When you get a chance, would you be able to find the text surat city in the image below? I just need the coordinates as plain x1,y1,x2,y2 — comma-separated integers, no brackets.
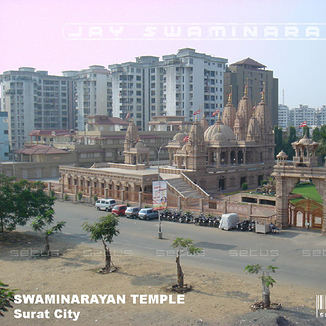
13,294,185,321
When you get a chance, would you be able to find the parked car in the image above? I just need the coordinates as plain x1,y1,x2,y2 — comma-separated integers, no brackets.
95,199,116,211
138,208,159,220
112,205,127,216
125,207,140,219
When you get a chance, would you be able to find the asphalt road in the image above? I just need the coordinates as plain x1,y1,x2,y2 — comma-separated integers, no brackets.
46,201,326,290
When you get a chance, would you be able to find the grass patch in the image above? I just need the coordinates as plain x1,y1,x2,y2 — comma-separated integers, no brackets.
290,183,322,204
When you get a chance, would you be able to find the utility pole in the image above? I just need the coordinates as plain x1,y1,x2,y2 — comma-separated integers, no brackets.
157,144,164,239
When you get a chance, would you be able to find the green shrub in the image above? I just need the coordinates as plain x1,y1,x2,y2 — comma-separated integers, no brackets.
77,192,83,201
93,195,98,202
64,194,69,201
241,183,248,190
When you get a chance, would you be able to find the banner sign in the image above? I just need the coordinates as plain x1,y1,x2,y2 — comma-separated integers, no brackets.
152,181,167,210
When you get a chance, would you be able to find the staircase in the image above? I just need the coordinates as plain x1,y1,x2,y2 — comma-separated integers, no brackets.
163,176,205,199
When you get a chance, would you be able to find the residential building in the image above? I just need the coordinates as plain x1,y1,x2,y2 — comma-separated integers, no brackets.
0,112,9,161
0,67,74,154
224,58,278,126
317,105,326,126
148,116,192,132
63,66,112,131
162,48,227,125
110,48,227,130
278,105,290,130
110,56,163,130
292,105,317,128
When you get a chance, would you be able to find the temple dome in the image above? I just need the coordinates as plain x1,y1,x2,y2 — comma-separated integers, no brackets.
298,134,313,146
276,150,288,159
204,122,236,143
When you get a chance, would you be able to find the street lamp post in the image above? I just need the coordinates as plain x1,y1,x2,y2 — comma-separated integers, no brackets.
157,144,165,239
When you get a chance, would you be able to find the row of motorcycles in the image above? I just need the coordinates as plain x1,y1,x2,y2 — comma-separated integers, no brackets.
160,209,256,231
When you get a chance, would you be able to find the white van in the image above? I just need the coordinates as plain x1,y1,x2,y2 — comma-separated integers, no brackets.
95,199,116,211
219,213,239,230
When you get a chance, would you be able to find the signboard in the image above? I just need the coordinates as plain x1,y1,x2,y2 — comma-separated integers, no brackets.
152,181,167,210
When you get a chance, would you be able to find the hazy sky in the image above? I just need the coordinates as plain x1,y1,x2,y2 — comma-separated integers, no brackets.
1,0,326,108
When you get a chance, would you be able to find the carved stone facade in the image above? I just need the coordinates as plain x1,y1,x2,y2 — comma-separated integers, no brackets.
166,86,275,196
123,120,150,165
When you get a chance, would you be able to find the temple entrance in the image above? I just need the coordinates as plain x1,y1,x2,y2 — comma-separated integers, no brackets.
288,182,323,229
273,134,326,232
289,199,323,229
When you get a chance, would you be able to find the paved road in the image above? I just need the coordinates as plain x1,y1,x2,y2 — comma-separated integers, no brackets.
48,201,326,290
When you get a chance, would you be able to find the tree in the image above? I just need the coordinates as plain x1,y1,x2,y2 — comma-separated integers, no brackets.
83,214,119,273
244,264,278,308
0,281,15,317
283,127,297,160
31,210,65,256
171,238,202,289
274,126,283,157
0,176,55,233
302,125,310,138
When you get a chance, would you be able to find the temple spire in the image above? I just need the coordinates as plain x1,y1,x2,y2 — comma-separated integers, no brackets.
260,81,265,103
244,79,248,97
227,85,232,104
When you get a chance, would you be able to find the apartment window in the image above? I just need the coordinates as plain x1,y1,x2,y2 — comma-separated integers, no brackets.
4,130,8,134
136,83,141,88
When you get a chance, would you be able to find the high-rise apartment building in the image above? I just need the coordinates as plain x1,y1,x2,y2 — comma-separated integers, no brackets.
224,58,278,126
278,104,290,130
0,67,74,152
110,48,227,129
63,65,112,131
110,56,164,130
292,105,317,128
316,105,326,126
0,112,9,161
162,48,227,125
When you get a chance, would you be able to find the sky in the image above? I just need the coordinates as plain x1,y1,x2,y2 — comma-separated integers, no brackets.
1,0,326,108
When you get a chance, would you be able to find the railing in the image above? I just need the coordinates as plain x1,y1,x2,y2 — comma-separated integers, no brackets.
181,172,210,198
165,180,186,199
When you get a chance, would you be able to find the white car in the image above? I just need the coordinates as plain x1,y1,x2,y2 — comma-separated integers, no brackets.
95,199,116,211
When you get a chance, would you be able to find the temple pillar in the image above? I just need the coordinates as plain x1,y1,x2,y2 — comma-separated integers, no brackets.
47,182,52,196
89,186,93,203
275,177,289,228
105,188,109,199
60,182,64,199
177,196,182,210
74,185,78,202
216,150,221,168
138,191,142,208
200,198,204,212
223,200,227,214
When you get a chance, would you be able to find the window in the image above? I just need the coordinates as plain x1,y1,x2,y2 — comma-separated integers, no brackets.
4,130,8,134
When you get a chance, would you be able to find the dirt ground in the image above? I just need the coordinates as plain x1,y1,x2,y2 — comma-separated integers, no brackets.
0,232,319,326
